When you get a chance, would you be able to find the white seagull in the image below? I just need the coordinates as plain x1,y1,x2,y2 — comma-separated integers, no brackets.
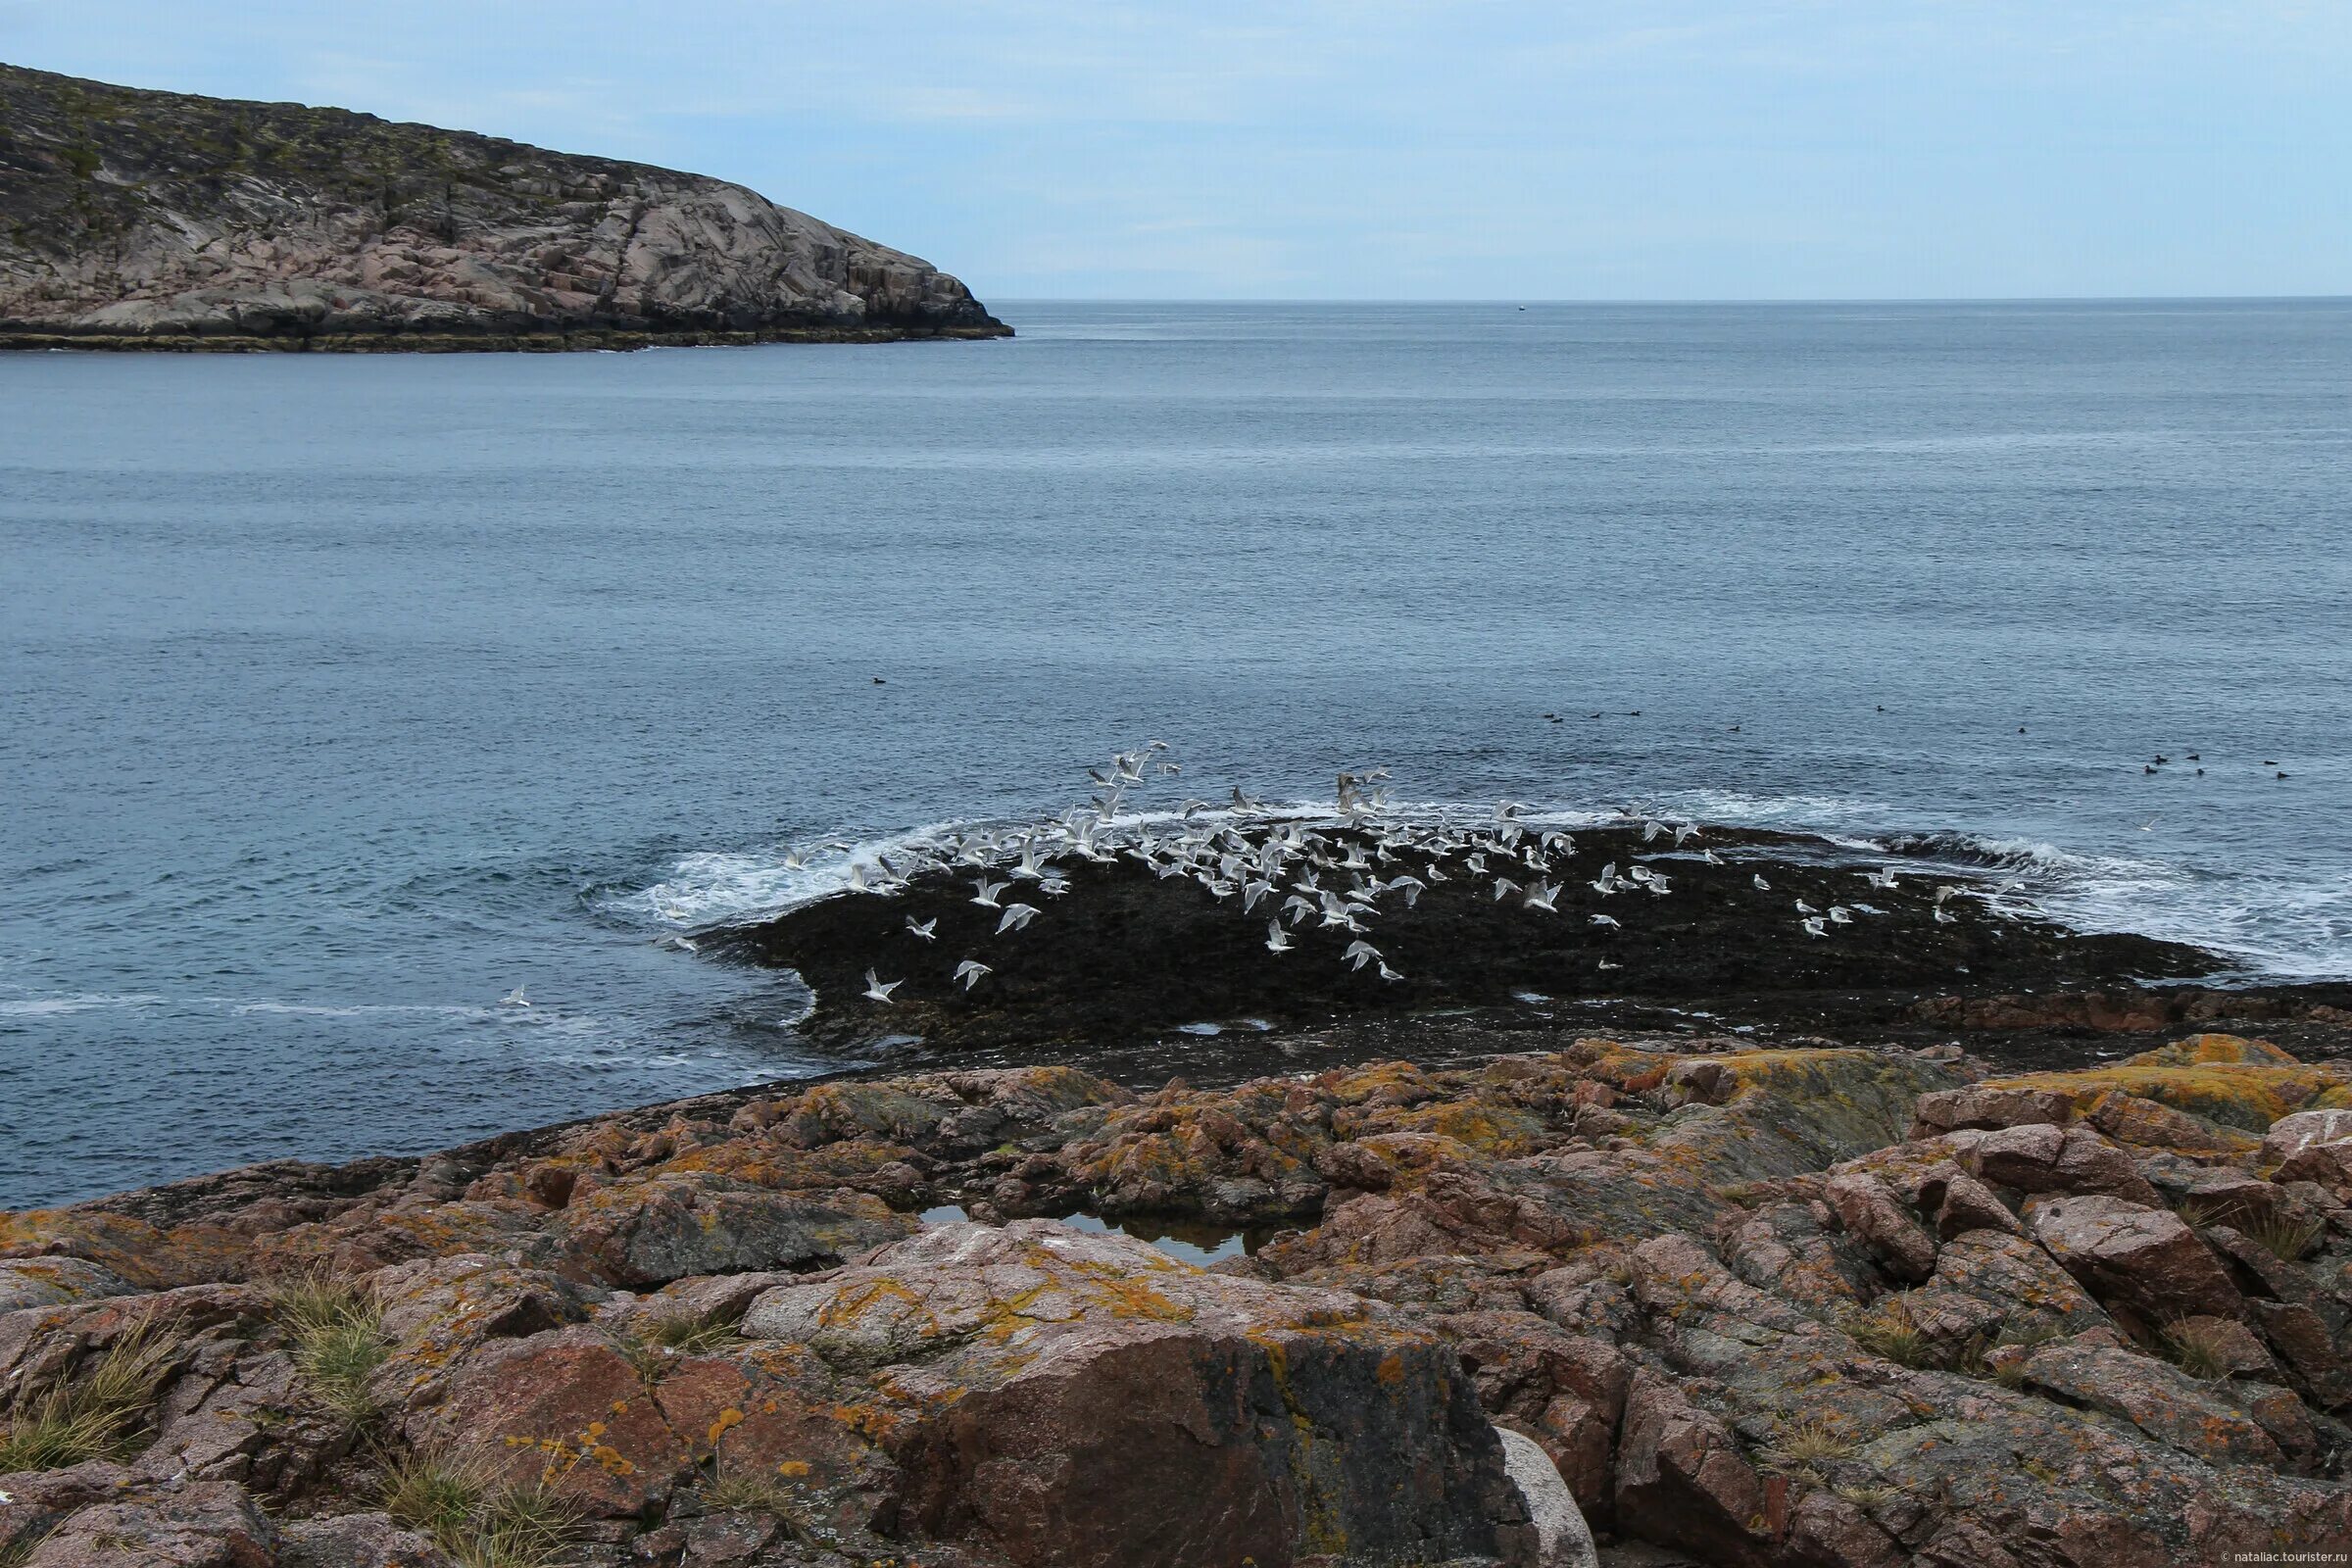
500,986,529,1008
970,878,1007,908
954,959,992,990
996,903,1041,934
1265,920,1294,953
906,917,938,942
860,969,903,1004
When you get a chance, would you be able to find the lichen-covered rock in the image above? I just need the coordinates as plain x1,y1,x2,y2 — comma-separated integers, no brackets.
743,1219,1525,1568
2025,1194,2244,1325
276,1512,455,1568
0,1259,135,1312
545,1174,916,1287
2261,1107,2352,1167
12,1479,275,1567
1821,1171,1938,1283
1960,1122,2164,1205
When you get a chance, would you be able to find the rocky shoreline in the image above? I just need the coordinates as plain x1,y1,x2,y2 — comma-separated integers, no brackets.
9,815,2352,1564
0,65,1010,352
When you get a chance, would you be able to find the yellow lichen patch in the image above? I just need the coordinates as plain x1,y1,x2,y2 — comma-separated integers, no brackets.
777,1459,811,1477
1372,1100,1544,1154
709,1407,745,1447
2126,1034,2301,1068
1978,1062,2352,1133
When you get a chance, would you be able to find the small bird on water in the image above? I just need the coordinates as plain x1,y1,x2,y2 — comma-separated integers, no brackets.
500,986,529,1007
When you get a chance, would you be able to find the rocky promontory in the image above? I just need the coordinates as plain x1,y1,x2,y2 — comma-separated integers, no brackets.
11,1021,2352,1565
12,802,2352,1564
0,64,1009,351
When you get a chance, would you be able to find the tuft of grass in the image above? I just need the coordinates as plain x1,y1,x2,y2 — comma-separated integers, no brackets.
2248,1211,2326,1262
1835,1482,1899,1510
638,1311,741,1356
0,1315,182,1472
612,1309,742,1388
1991,1357,2031,1391
1846,1298,1933,1369
382,1448,575,1568
703,1473,804,1517
2163,1317,2234,1381
1769,1411,1856,1467
272,1270,388,1423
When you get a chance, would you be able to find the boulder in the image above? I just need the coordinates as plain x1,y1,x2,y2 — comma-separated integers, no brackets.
1494,1427,1598,1568
2026,1195,2243,1325
406,1326,694,1517
1821,1171,1937,1283
1910,1085,2074,1137
1961,1123,2163,1206
1611,1370,1768,1567
2262,1107,2352,1168
742,1219,1524,1568
13,1480,275,1567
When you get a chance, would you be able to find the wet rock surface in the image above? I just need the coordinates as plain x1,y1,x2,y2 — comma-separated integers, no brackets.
11,1017,2352,1563
0,64,1008,350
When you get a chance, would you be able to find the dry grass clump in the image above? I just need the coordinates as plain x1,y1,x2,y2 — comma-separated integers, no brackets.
271,1269,389,1423
614,1310,741,1386
0,1315,182,1472
2162,1317,2235,1381
1768,1411,1857,1467
382,1448,575,1568
1846,1297,1933,1369
2247,1210,2326,1262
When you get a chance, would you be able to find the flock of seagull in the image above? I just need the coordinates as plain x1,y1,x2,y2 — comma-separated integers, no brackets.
756,745,2005,1010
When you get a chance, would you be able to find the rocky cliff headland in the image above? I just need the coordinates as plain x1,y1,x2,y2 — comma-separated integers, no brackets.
0,64,1009,352
9,822,2352,1566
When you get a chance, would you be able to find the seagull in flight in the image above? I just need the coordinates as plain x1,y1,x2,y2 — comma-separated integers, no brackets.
1523,881,1560,912
996,904,1041,934
1590,912,1620,928
1265,920,1294,953
860,969,903,1004
970,878,1007,908
1801,916,1828,938
500,986,529,1008
1343,940,1382,971
906,917,938,942
954,959,992,990
1827,906,1854,925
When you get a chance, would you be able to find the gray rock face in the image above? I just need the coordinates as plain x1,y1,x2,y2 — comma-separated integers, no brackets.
0,64,1009,350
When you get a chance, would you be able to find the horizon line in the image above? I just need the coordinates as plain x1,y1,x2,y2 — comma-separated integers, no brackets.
982,294,2352,307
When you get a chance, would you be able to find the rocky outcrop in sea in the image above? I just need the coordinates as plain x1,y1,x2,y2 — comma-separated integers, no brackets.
0,64,1009,351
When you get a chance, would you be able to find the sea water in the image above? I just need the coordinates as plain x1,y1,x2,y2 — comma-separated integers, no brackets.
3,300,2347,1205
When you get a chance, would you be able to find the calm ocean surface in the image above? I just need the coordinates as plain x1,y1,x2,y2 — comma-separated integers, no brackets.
3,300,2348,1207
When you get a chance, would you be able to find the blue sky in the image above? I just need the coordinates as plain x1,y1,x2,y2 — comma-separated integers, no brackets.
5,2,2345,300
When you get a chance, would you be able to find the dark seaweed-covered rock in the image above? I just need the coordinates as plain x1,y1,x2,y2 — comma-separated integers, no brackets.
722,823,2222,1052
